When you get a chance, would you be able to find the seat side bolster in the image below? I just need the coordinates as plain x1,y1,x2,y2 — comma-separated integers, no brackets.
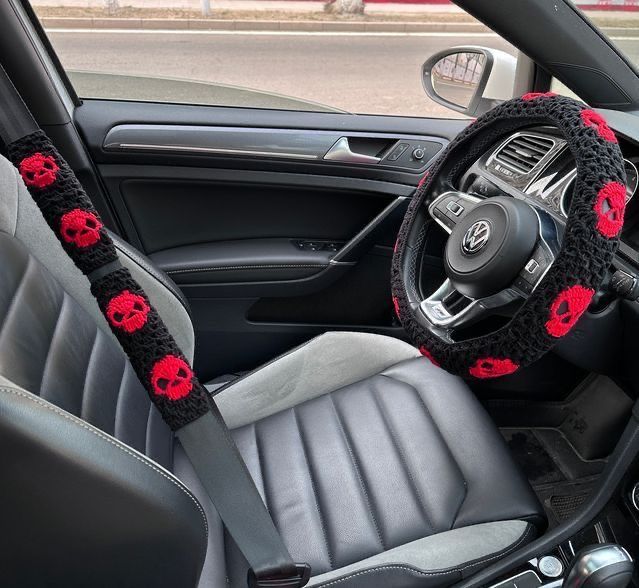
308,521,535,588
0,384,208,587
110,230,195,362
214,332,421,429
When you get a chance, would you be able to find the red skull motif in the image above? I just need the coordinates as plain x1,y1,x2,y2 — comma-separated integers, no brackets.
18,153,59,189
150,355,193,401
392,296,401,318
521,92,557,101
106,290,150,333
580,109,617,143
59,209,103,248
469,357,519,379
419,345,440,367
594,182,626,238
545,284,595,338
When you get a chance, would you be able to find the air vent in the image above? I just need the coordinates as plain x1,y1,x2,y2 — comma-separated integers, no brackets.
493,134,554,175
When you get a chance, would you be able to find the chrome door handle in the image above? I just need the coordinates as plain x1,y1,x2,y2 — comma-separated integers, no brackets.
323,137,381,164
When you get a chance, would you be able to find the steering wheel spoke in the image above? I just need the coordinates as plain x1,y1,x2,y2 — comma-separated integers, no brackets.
427,190,482,234
420,278,524,342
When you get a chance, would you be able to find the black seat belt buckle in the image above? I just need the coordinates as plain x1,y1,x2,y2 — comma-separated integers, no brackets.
247,563,311,588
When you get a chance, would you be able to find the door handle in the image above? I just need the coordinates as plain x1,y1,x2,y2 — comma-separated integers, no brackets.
323,137,381,164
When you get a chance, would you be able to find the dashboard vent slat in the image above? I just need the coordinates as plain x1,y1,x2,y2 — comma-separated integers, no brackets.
493,134,555,175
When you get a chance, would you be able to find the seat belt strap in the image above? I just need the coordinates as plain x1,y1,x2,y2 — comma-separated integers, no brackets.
0,63,310,588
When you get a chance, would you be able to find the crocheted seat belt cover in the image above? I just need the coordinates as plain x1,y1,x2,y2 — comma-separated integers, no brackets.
9,131,209,430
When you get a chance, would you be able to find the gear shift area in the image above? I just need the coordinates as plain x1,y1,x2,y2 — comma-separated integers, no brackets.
490,545,633,588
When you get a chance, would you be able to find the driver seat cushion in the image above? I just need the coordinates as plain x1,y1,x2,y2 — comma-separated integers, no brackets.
209,336,546,587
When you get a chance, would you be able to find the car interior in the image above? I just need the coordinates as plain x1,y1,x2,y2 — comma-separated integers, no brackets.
2,0,639,587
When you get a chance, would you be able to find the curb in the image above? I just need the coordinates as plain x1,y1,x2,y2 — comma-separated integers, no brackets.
41,16,490,32
40,16,639,34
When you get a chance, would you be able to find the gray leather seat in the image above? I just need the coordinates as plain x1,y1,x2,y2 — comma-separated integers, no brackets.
0,154,545,587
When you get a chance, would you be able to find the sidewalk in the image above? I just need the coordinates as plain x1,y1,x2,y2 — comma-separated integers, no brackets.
33,0,639,29
33,0,464,13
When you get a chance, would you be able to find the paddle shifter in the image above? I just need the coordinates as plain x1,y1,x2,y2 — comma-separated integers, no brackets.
563,545,633,588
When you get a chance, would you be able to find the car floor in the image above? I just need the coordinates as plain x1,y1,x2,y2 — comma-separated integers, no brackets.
500,426,606,526
485,374,634,528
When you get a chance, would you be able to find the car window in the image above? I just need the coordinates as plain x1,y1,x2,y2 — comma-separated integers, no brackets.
552,1,639,101
31,2,516,118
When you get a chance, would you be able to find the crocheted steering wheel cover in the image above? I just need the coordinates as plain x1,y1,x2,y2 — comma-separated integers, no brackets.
391,94,626,379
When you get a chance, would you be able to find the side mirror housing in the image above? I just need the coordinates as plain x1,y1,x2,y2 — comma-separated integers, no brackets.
422,46,517,117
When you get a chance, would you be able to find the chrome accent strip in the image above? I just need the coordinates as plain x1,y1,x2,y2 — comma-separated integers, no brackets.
115,143,320,160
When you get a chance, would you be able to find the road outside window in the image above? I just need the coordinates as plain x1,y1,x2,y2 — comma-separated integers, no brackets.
31,0,637,117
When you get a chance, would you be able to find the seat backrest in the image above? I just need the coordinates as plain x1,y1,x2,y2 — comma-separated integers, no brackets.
0,154,209,586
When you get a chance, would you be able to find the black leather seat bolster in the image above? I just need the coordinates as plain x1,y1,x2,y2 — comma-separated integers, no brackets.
0,384,208,588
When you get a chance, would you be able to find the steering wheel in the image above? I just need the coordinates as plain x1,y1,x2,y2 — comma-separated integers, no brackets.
391,93,626,379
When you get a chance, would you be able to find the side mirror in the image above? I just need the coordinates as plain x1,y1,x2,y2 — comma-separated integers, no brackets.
422,46,517,117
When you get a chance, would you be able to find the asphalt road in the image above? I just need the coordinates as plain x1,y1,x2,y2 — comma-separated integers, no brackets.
47,30,639,117
48,30,514,117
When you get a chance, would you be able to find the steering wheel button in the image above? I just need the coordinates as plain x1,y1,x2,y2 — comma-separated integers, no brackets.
514,276,533,294
446,201,464,216
525,259,540,274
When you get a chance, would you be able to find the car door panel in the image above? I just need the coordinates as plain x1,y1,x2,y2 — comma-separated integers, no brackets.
74,99,465,378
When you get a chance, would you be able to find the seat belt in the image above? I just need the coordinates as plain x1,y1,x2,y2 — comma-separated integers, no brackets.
0,63,310,588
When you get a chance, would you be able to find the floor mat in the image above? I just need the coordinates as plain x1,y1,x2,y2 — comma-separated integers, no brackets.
501,427,606,526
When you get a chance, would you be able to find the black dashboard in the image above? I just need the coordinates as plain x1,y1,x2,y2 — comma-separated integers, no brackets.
457,125,639,270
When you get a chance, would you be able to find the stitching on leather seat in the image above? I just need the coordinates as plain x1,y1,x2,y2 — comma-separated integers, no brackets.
328,394,386,552
370,387,437,536
166,264,328,275
293,405,335,570
314,524,533,587
0,386,209,536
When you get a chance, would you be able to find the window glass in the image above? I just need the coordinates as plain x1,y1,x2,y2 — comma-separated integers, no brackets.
33,1,516,117
554,1,639,101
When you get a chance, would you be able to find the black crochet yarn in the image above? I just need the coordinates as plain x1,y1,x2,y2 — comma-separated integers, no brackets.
8,131,211,430
391,94,626,378
91,268,210,430
8,131,117,275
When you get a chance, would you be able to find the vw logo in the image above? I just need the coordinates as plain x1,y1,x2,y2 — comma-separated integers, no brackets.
461,220,491,255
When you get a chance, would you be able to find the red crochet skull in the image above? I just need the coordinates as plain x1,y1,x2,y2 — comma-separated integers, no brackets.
580,109,617,143
392,296,401,318
545,284,595,338
469,357,519,379
419,345,440,367
59,209,103,248
106,290,150,333
18,153,59,189
150,355,193,401
521,92,557,101
594,182,626,238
